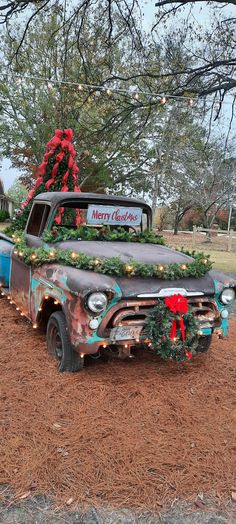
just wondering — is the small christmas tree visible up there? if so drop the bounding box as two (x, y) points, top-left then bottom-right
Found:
(14, 128), (82, 230)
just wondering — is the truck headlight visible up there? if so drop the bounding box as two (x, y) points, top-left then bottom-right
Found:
(87, 292), (108, 313)
(220, 288), (235, 305)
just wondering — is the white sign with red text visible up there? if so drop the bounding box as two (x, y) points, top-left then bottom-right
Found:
(87, 205), (142, 226)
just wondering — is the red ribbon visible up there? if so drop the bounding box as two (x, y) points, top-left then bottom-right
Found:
(56, 151), (65, 162)
(185, 350), (193, 359)
(28, 189), (35, 200)
(75, 208), (84, 225)
(51, 162), (59, 178)
(68, 142), (76, 156)
(72, 164), (79, 175)
(164, 294), (188, 342)
(61, 139), (70, 150)
(62, 170), (69, 184)
(44, 149), (54, 162)
(38, 162), (47, 175)
(45, 178), (54, 190)
(170, 318), (185, 340)
(54, 206), (64, 225)
(68, 155), (74, 169)
(46, 136), (61, 149)
(54, 213), (62, 225)
(35, 177), (43, 189)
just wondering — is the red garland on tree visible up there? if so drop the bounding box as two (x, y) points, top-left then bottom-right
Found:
(21, 128), (83, 226)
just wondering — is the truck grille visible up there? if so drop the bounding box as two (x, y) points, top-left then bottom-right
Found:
(98, 297), (220, 338)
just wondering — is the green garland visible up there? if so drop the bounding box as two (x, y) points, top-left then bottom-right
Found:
(43, 225), (165, 245)
(144, 300), (199, 361)
(11, 231), (213, 280)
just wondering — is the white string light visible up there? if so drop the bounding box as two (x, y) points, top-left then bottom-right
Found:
(7, 73), (202, 104)
(0, 72), (234, 107)
(160, 96), (167, 105)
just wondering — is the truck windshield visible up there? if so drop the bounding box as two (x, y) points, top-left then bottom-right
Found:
(53, 202), (149, 232)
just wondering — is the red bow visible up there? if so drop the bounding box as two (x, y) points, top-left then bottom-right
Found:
(164, 294), (188, 341)
(64, 128), (73, 141)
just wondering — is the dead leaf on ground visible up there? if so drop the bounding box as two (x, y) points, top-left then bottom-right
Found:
(195, 498), (206, 509)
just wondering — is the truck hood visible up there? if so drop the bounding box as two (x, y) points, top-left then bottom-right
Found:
(116, 274), (216, 297)
(36, 240), (220, 298)
(54, 240), (193, 265)
(33, 263), (216, 298)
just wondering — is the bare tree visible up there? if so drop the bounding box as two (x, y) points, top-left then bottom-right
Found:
(154, 1), (236, 102)
(1, 1), (235, 101)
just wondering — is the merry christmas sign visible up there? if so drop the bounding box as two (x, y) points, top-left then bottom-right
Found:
(87, 205), (142, 226)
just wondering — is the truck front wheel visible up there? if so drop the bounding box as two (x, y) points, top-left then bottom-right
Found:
(46, 311), (84, 372)
(196, 335), (212, 353)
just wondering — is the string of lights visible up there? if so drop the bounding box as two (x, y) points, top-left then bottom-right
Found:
(1, 72), (233, 108)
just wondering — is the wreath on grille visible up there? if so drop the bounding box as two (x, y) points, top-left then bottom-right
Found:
(144, 294), (199, 362)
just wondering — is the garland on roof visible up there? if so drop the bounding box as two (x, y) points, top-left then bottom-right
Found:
(11, 232), (212, 279)
(43, 226), (165, 245)
(144, 294), (199, 361)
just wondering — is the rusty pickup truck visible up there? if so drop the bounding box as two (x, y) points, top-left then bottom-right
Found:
(0, 192), (235, 371)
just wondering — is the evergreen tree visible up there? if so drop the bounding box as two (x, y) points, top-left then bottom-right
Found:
(14, 128), (81, 230)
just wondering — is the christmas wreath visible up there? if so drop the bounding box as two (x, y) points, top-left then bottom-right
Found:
(144, 294), (199, 362)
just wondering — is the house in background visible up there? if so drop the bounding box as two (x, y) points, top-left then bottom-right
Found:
(0, 178), (14, 217)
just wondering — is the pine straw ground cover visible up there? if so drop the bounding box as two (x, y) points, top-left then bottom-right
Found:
(0, 298), (236, 512)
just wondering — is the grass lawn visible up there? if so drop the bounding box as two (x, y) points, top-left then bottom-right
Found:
(162, 232), (236, 274)
(208, 250), (236, 273)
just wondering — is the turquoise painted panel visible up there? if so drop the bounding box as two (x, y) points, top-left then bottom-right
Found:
(201, 327), (212, 336)
(0, 253), (11, 286)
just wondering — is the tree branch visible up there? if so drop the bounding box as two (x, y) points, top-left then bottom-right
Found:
(156, 0), (236, 7)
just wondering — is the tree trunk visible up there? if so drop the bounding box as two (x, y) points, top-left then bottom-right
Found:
(151, 169), (161, 214)
(203, 212), (212, 241)
(173, 213), (179, 235)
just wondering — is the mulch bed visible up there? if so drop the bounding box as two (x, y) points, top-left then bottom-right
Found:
(0, 298), (236, 511)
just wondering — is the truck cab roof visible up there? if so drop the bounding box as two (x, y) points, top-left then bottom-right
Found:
(34, 192), (151, 213)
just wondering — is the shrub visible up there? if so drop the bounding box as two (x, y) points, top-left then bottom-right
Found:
(0, 210), (10, 222)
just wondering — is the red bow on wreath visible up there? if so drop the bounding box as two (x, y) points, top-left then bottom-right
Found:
(164, 294), (188, 342)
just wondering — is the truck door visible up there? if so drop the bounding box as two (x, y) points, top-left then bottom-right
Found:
(10, 202), (51, 316)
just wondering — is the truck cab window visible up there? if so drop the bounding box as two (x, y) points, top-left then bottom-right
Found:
(26, 204), (50, 236)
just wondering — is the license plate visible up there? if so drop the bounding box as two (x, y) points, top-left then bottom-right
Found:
(110, 326), (143, 342)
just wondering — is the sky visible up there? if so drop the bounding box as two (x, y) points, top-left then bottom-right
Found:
(0, 0), (235, 193)
(1, 160), (19, 192)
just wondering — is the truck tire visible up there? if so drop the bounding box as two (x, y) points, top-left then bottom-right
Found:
(46, 311), (84, 372)
(197, 335), (212, 353)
